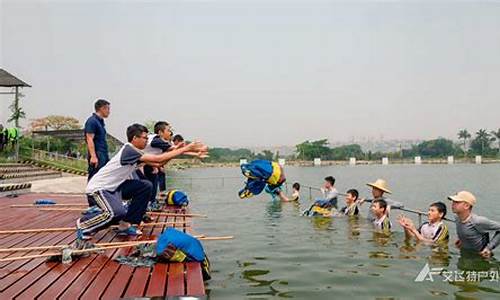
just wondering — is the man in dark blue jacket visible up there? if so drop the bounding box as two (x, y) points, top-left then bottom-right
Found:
(84, 99), (110, 205)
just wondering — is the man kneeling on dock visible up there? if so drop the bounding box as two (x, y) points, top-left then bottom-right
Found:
(76, 124), (207, 242)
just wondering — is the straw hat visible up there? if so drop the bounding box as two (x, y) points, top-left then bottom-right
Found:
(367, 179), (392, 194)
(447, 191), (476, 206)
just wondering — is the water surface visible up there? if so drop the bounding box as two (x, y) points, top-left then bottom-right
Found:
(168, 164), (500, 299)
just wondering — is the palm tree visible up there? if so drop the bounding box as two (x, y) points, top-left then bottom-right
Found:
(491, 128), (500, 155)
(457, 129), (471, 156)
(476, 129), (491, 155)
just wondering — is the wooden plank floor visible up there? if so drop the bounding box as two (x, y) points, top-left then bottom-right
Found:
(0, 193), (206, 299)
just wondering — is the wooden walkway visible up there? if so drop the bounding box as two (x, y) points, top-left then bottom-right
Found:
(0, 193), (206, 299)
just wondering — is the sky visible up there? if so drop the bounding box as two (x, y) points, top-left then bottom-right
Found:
(1, 0), (499, 147)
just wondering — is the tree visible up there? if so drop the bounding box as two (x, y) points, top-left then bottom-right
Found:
(295, 139), (331, 160)
(7, 89), (26, 127)
(255, 150), (274, 161)
(144, 120), (156, 133)
(491, 128), (500, 154)
(330, 144), (364, 160)
(206, 147), (255, 163)
(415, 138), (456, 157)
(470, 129), (493, 155)
(457, 129), (471, 155)
(29, 115), (81, 131)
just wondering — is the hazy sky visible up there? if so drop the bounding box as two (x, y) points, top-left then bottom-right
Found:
(1, 0), (499, 147)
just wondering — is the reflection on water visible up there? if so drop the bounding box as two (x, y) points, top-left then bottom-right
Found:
(240, 263), (293, 298)
(346, 217), (361, 240)
(457, 250), (499, 272)
(399, 238), (451, 267)
(310, 216), (332, 231)
(369, 230), (394, 248)
(173, 165), (500, 299)
(266, 200), (282, 220)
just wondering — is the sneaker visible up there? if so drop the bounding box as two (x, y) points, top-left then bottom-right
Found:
(148, 201), (163, 212)
(116, 226), (143, 236)
(76, 228), (92, 240)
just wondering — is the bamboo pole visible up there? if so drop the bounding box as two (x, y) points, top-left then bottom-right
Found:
(0, 227), (76, 234)
(0, 244), (140, 263)
(0, 221), (190, 235)
(0, 240), (152, 253)
(0, 236), (203, 253)
(147, 212), (207, 218)
(11, 204), (87, 208)
(198, 236), (234, 241)
(37, 208), (206, 218)
(38, 208), (87, 211)
(0, 252), (59, 262)
(0, 236), (234, 259)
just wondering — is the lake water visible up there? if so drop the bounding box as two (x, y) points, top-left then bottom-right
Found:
(167, 164), (500, 299)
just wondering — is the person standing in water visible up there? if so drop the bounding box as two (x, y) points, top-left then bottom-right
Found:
(448, 191), (500, 258)
(359, 179), (403, 222)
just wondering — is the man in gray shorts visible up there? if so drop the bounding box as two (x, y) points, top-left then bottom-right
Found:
(448, 191), (500, 258)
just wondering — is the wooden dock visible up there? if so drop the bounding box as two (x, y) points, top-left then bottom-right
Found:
(0, 193), (206, 299)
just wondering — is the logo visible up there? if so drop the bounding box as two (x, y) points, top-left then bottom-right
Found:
(415, 263), (444, 282)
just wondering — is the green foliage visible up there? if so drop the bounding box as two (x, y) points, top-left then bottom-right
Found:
(414, 138), (456, 157)
(490, 129), (500, 154)
(330, 144), (364, 160)
(255, 150), (274, 161)
(7, 89), (26, 127)
(295, 139), (330, 160)
(469, 129), (495, 155)
(144, 120), (156, 133)
(206, 147), (255, 163)
(457, 129), (472, 155)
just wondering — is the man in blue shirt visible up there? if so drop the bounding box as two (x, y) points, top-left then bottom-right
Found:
(84, 99), (110, 205)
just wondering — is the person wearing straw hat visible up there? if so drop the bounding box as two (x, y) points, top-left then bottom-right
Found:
(359, 178), (403, 222)
(448, 191), (500, 258)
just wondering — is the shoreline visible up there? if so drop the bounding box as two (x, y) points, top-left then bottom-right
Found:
(170, 158), (500, 169)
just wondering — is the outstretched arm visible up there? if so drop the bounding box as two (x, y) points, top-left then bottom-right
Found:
(277, 191), (291, 202)
(141, 142), (206, 165)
